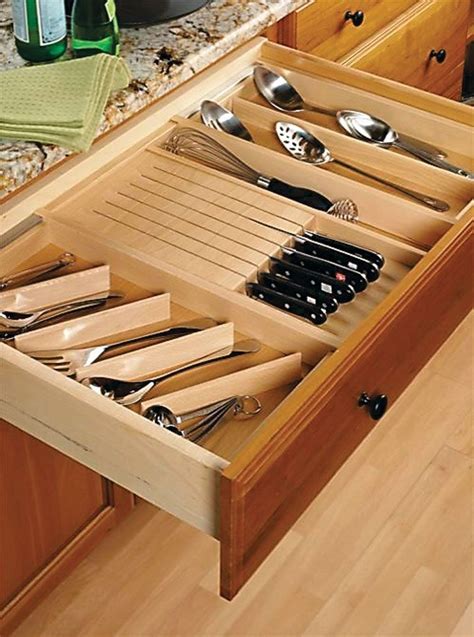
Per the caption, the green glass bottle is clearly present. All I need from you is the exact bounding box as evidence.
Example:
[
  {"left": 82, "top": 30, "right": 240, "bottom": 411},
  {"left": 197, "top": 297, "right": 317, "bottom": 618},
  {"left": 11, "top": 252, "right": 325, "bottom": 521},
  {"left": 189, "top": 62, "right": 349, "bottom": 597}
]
[
  {"left": 71, "top": 0, "right": 120, "bottom": 58},
  {"left": 11, "top": 0, "right": 67, "bottom": 62}
]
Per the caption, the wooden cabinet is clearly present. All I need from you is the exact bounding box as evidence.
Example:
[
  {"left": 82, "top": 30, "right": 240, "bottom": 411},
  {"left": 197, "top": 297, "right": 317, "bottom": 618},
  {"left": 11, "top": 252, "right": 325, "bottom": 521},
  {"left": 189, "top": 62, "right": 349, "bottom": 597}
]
[
  {"left": 0, "top": 419, "right": 134, "bottom": 634},
  {"left": 273, "top": 0, "right": 470, "bottom": 99},
  {"left": 341, "top": 0, "right": 471, "bottom": 99},
  {"left": 292, "top": 0, "right": 417, "bottom": 60},
  {"left": 0, "top": 37, "right": 472, "bottom": 611}
]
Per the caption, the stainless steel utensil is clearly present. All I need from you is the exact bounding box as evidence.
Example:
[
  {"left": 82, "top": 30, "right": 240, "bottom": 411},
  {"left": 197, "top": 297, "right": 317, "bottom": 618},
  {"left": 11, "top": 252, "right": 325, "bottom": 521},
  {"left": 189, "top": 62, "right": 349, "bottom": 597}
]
[
  {"left": 81, "top": 338, "right": 261, "bottom": 405},
  {"left": 26, "top": 317, "right": 218, "bottom": 375},
  {"left": 0, "top": 291, "right": 123, "bottom": 329},
  {"left": 201, "top": 100, "right": 254, "bottom": 142},
  {"left": 144, "top": 395, "right": 262, "bottom": 443},
  {"left": 337, "top": 110, "right": 473, "bottom": 179},
  {"left": 164, "top": 127, "right": 356, "bottom": 219},
  {"left": 275, "top": 122, "right": 450, "bottom": 212},
  {"left": 253, "top": 66, "right": 452, "bottom": 164},
  {"left": 0, "top": 253, "right": 76, "bottom": 290}
]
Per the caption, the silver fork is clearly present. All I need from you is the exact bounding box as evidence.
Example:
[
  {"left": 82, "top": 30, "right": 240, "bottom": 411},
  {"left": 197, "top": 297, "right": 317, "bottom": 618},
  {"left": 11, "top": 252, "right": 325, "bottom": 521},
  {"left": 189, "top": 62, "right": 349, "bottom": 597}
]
[{"left": 26, "top": 317, "right": 217, "bottom": 375}]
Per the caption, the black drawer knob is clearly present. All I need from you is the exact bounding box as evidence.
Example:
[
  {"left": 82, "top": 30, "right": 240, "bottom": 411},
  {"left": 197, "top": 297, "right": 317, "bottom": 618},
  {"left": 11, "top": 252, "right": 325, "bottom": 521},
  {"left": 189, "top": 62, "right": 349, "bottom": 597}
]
[
  {"left": 429, "top": 48, "right": 447, "bottom": 64},
  {"left": 344, "top": 10, "right": 364, "bottom": 27},
  {"left": 358, "top": 392, "right": 388, "bottom": 420}
]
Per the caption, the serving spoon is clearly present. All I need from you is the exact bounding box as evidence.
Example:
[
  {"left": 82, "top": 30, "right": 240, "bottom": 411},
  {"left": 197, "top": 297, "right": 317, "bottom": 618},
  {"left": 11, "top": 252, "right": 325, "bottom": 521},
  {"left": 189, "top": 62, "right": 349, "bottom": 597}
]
[
  {"left": 201, "top": 100, "right": 254, "bottom": 141},
  {"left": 337, "top": 110, "right": 473, "bottom": 179},
  {"left": 253, "top": 66, "right": 460, "bottom": 168},
  {"left": 81, "top": 339, "right": 261, "bottom": 405},
  {"left": 275, "top": 122, "right": 450, "bottom": 212}
]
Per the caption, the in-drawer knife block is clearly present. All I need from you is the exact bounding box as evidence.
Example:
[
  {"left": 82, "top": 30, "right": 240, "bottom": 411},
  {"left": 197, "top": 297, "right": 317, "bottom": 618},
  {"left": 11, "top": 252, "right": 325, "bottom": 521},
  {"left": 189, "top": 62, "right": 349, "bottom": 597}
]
[{"left": 0, "top": 38, "right": 472, "bottom": 617}]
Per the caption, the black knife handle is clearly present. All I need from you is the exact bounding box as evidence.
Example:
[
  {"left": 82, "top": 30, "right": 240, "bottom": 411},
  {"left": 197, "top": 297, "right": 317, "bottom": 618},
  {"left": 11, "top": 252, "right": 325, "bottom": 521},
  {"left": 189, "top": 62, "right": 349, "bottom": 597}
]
[
  {"left": 303, "top": 231, "right": 385, "bottom": 269},
  {"left": 247, "top": 283, "right": 328, "bottom": 325},
  {"left": 266, "top": 178, "right": 333, "bottom": 212},
  {"left": 257, "top": 272, "right": 339, "bottom": 314},
  {"left": 269, "top": 257, "right": 356, "bottom": 304},
  {"left": 293, "top": 236, "right": 380, "bottom": 283},
  {"left": 282, "top": 248, "right": 368, "bottom": 293}
]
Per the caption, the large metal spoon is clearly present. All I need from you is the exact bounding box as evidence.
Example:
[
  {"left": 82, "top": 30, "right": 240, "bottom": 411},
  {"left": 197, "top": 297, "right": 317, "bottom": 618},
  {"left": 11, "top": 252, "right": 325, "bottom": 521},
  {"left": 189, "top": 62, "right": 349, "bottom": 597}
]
[
  {"left": 337, "top": 110, "right": 473, "bottom": 179},
  {"left": 253, "top": 66, "right": 455, "bottom": 166},
  {"left": 201, "top": 100, "right": 254, "bottom": 142},
  {"left": 275, "top": 122, "right": 450, "bottom": 212},
  {"left": 82, "top": 339, "right": 261, "bottom": 405}
]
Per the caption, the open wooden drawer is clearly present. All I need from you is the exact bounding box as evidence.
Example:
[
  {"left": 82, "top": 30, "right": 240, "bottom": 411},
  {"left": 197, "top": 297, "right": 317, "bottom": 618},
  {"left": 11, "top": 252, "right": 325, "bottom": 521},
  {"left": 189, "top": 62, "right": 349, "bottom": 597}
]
[{"left": 1, "top": 38, "right": 473, "bottom": 601}]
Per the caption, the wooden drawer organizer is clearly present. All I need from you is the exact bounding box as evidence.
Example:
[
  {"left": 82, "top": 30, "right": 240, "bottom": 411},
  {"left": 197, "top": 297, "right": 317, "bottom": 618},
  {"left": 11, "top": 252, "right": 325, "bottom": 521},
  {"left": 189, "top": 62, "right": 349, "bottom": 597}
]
[{"left": 1, "top": 39, "right": 472, "bottom": 601}]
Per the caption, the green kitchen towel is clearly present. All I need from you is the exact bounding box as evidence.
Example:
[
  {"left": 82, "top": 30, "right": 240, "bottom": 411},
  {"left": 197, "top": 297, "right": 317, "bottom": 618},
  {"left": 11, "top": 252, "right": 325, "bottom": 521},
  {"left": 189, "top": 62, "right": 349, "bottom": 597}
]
[{"left": 0, "top": 54, "right": 131, "bottom": 152}]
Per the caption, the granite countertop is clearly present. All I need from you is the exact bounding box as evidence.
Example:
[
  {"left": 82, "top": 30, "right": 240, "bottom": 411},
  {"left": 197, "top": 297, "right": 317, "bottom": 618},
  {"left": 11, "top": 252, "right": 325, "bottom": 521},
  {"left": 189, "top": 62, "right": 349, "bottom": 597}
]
[{"left": 0, "top": 0, "right": 306, "bottom": 199}]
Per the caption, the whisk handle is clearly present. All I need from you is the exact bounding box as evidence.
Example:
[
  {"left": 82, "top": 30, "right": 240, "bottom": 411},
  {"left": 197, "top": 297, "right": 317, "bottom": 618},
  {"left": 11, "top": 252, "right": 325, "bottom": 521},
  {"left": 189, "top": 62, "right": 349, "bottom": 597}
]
[{"left": 265, "top": 179, "right": 333, "bottom": 212}]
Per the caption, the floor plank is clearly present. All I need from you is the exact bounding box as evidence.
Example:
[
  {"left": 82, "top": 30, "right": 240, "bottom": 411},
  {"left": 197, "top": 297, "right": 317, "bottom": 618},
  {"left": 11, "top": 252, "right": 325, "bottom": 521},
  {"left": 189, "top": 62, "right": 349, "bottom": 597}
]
[{"left": 12, "top": 315, "right": 473, "bottom": 637}]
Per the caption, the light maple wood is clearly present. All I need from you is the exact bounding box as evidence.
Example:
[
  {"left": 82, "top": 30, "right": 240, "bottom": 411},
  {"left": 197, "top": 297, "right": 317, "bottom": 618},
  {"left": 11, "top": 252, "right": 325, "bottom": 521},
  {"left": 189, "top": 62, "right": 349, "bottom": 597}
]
[
  {"left": 341, "top": 0, "right": 470, "bottom": 98},
  {"left": 75, "top": 321, "right": 234, "bottom": 381},
  {"left": 9, "top": 314, "right": 472, "bottom": 637},
  {"left": 231, "top": 96, "right": 473, "bottom": 215},
  {"left": 142, "top": 353, "right": 302, "bottom": 414},
  {"left": 14, "top": 294, "right": 171, "bottom": 352},
  {"left": 0, "top": 266, "right": 110, "bottom": 311},
  {"left": 293, "top": 0, "right": 417, "bottom": 60}
]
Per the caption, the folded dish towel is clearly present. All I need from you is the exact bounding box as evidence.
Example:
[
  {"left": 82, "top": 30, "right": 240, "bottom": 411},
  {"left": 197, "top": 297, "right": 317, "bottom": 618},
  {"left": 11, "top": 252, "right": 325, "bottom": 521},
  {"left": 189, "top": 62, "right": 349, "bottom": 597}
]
[{"left": 0, "top": 54, "right": 131, "bottom": 152}]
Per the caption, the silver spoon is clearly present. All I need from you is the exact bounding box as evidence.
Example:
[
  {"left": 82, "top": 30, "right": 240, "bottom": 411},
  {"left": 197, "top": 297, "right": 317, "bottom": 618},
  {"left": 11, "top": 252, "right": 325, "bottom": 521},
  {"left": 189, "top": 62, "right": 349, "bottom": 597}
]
[
  {"left": 337, "top": 110, "right": 473, "bottom": 179},
  {"left": 275, "top": 122, "right": 450, "bottom": 212},
  {"left": 253, "top": 66, "right": 452, "bottom": 165},
  {"left": 201, "top": 100, "right": 254, "bottom": 142},
  {"left": 0, "top": 291, "right": 123, "bottom": 329},
  {"left": 81, "top": 339, "right": 261, "bottom": 405}
]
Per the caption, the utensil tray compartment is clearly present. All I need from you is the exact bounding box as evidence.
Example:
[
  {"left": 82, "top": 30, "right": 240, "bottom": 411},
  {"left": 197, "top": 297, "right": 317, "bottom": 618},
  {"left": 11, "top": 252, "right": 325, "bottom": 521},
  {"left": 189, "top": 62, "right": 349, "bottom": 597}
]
[{"left": 1, "top": 38, "right": 472, "bottom": 601}]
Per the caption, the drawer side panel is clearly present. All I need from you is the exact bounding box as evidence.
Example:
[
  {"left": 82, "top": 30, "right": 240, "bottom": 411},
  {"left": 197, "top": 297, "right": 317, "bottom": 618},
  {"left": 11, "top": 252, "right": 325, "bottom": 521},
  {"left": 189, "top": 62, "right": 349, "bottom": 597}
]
[{"left": 0, "top": 348, "right": 228, "bottom": 537}]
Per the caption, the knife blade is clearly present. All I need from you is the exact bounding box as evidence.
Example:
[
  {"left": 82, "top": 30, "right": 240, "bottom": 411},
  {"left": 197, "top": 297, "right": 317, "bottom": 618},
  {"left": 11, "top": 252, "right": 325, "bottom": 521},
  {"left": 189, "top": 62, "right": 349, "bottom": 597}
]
[
  {"left": 281, "top": 247, "right": 368, "bottom": 293},
  {"left": 293, "top": 236, "right": 380, "bottom": 283},
  {"left": 247, "top": 283, "right": 328, "bottom": 325},
  {"left": 269, "top": 257, "right": 356, "bottom": 303},
  {"left": 303, "top": 231, "right": 385, "bottom": 269},
  {"left": 257, "top": 272, "right": 339, "bottom": 314}
]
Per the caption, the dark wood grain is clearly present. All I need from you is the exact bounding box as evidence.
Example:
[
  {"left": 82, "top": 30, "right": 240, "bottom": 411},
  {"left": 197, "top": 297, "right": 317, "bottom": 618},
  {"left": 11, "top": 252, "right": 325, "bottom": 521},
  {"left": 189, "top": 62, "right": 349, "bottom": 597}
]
[{"left": 220, "top": 211, "right": 473, "bottom": 600}]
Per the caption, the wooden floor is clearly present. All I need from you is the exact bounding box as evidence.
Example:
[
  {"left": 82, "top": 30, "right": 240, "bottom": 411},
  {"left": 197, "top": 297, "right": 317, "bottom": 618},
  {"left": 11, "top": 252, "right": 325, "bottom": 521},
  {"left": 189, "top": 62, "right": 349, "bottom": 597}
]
[{"left": 13, "top": 314, "right": 473, "bottom": 637}]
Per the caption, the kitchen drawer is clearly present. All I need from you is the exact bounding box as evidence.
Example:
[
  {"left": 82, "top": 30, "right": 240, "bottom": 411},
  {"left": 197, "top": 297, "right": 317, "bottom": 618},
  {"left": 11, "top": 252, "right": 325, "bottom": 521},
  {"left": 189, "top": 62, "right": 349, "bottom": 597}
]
[
  {"left": 341, "top": 0, "right": 471, "bottom": 98},
  {"left": 1, "top": 39, "right": 472, "bottom": 602},
  {"left": 294, "top": 0, "right": 417, "bottom": 61}
]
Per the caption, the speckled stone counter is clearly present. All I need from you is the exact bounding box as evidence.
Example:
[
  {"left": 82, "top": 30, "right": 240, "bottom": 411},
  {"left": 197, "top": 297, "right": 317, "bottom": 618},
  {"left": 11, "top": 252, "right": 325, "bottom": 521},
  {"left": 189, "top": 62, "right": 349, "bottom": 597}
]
[{"left": 0, "top": 0, "right": 306, "bottom": 199}]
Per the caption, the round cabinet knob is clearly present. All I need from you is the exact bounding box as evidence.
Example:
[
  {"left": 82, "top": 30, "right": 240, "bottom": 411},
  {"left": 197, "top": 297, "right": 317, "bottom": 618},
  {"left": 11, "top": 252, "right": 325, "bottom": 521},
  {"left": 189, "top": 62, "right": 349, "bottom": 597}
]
[
  {"left": 358, "top": 392, "right": 388, "bottom": 420},
  {"left": 344, "top": 10, "right": 365, "bottom": 27},
  {"left": 429, "top": 48, "right": 447, "bottom": 64}
]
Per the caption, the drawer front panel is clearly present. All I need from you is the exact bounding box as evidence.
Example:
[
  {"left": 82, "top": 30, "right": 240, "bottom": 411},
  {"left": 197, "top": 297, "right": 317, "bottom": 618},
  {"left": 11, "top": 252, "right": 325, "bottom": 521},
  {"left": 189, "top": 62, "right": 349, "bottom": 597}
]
[
  {"left": 220, "top": 212, "right": 473, "bottom": 600},
  {"left": 343, "top": 0, "right": 470, "bottom": 97},
  {"left": 295, "top": 0, "right": 417, "bottom": 60}
]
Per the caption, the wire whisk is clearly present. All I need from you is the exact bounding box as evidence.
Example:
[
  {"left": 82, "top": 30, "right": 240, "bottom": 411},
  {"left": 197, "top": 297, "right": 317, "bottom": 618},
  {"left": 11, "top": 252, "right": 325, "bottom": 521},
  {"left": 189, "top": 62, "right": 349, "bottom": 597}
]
[{"left": 163, "top": 127, "right": 358, "bottom": 222}]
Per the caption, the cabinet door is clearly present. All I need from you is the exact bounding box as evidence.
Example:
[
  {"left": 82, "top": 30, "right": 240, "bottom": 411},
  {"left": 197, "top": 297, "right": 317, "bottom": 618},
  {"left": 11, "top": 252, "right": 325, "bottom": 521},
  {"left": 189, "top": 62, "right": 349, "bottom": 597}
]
[{"left": 0, "top": 419, "right": 133, "bottom": 633}]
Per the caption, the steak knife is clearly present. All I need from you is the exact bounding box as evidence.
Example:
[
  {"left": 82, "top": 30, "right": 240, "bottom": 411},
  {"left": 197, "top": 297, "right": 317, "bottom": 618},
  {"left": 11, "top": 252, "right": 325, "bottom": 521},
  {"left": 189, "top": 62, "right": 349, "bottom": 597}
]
[
  {"left": 281, "top": 248, "right": 368, "bottom": 293},
  {"left": 269, "top": 257, "right": 356, "bottom": 303},
  {"left": 257, "top": 272, "right": 339, "bottom": 314},
  {"left": 247, "top": 283, "right": 328, "bottom": 325},
  {"left": 293, "top": 235, "right": 380, "bottom": 283},
  {"left": 303, "top": 230, "right": 385, "bottom": 269}
]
